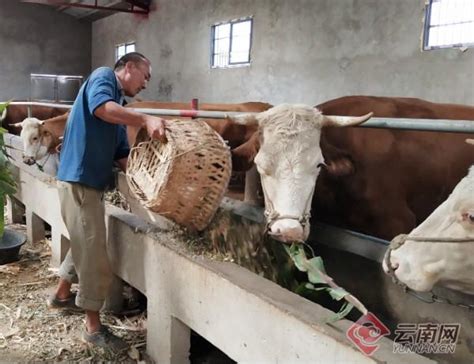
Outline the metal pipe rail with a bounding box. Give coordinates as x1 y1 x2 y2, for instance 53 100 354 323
5 101 474 134
8 101 72 109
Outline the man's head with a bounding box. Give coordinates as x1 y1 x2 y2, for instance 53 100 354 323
114 52 151 97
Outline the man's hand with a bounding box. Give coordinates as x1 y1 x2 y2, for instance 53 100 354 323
144 115 167 142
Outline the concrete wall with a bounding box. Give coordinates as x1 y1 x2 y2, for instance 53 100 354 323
91 0 474 106
0 0 91 101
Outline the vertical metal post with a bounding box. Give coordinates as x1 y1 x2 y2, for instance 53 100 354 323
191 98 199 119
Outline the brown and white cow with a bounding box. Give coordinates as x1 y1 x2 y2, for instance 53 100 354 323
382 140 474 294
15 114 68 175
227 104 372 242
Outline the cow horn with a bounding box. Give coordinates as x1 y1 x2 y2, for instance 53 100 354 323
466 139 474 145
322 112 373 127
229 113 259 126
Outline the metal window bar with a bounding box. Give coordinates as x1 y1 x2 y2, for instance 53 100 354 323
423 0 474 50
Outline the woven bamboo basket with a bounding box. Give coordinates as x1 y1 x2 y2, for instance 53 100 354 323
126 119 232 231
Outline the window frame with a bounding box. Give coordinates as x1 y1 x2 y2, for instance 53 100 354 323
210 16 253 69
115 41 136 61
423 0 474 50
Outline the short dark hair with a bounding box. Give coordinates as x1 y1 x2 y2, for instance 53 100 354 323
114 52 149 71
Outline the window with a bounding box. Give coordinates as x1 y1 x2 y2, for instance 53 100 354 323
115 42 136 61
211 17 253 68
423 0 474 50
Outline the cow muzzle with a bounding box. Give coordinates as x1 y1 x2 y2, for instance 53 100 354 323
268 218 308 243
22 155 37 165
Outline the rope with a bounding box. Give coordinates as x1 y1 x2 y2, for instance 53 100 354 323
390 233 474 246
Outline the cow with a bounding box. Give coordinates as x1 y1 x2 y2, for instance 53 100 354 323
382 140 474 294
1 103 67 134
227 104 372 242
15 114 68 175
311 95 474 240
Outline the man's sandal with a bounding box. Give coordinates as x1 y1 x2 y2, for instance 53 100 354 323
47 292 83 312
82 325 128 353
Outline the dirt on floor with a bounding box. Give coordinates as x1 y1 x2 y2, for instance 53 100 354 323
0 223 148 363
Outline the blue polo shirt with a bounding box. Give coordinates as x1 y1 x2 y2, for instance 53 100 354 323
57 67 130 190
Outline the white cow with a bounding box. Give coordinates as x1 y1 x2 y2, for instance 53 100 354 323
17 117 61 176
231 104 372 242
383 142 474 294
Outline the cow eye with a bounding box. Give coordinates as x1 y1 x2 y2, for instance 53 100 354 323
461 212 474 223
32 137 38 141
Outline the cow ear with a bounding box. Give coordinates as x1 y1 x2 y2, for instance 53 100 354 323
466 138 474 145
323 158 355 178
229 113 259 126
11 122 23 129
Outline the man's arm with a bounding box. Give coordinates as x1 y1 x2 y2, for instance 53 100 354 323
94 101 166 141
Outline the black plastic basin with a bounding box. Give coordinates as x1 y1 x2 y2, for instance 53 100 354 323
0 228 27 265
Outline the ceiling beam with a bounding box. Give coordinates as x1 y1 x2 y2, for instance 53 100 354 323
21 0 149 14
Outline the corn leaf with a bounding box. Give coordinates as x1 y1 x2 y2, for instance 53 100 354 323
326 302 354 323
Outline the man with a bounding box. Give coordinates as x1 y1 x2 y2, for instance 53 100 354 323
48 52 166 351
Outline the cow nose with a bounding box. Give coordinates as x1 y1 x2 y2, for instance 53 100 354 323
269 219 305 243
22 155 35 165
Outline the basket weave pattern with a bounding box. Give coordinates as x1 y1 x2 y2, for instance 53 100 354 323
126 119 232 231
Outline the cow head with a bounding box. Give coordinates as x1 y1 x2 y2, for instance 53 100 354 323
383 153 474 294
231 104 372 243
16 117 53 165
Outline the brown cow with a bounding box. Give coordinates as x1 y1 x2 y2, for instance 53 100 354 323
124 101 272 150
124 101 272 176
1 103 68 134
312 95 474 240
